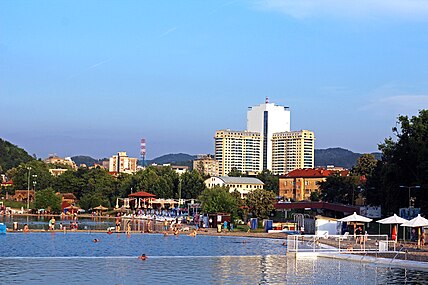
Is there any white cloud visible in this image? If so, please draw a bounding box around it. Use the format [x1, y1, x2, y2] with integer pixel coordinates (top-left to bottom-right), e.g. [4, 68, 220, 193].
[362, 95, 428, 116]
[158, 27, 179, 38]
[255, 0, 428, 20]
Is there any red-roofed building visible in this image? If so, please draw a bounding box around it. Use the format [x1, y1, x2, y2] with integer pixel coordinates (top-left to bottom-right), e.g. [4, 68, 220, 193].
[279, 168, 349, 201]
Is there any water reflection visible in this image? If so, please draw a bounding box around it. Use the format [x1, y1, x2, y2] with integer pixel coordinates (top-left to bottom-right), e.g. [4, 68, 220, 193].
[1, 255, 427, 285]
[0, 233, 427, 284]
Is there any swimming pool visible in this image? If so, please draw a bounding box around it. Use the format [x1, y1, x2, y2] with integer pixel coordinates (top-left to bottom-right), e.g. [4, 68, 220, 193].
[0, 233, 427, 284]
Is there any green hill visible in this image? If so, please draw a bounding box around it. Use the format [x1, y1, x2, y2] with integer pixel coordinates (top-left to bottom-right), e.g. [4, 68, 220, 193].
[0, 138, 34, 172]
[144, 153, 196, 168]
[71, 156, 107, 167]
[315, 148, 381, 169]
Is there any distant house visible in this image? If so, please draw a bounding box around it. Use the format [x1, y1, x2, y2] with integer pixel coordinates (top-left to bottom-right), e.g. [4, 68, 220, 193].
[151, 163, 189, 175]
[204, 176, 264, 198]
[44, 155, 77, 170]
[56, 192, 77, 204]
[56, 192, 77, 211]
[279, 168, 349, 201]
[193, 155, 219, 177]
[109, 152, 138, 174]
[49, 169, 68, 176]
[12, 190, 35, 203]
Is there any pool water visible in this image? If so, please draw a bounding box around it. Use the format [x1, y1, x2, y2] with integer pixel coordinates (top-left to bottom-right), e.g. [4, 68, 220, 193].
[1, 233, 427, 284]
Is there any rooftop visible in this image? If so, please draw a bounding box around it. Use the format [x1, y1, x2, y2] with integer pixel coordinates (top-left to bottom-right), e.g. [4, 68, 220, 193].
[218, 176, 264, 185]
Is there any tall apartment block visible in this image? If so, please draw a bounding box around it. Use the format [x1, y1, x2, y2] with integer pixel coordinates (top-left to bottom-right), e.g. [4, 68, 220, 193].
[271, 130, 315, 175]
[215, 130, 262, 176]
[109, 152, 138, 174]
[193, 155, 220, 177]
[247, 97, 290, 170]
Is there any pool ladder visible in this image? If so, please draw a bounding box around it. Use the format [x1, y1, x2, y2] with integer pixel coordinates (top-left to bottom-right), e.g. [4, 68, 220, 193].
[389, 244, 407, 266]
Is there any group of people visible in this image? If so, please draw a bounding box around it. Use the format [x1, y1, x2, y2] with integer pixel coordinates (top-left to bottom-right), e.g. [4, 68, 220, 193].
[411, 228, 426, 246]
[0, 205, 11, 215]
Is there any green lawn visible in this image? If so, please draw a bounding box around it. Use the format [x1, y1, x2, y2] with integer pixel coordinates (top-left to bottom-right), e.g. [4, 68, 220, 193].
[2, 200, 33, 209]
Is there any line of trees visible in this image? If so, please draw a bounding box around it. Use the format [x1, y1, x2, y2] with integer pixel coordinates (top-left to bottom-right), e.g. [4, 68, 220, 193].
[5, 163, 207, 211]
[5, 160, 278, 220]
[318, 109, 428, 216]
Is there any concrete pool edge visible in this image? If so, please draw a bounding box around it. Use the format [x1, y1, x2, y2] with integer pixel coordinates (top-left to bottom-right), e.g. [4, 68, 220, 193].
[291, 252, 428, 271]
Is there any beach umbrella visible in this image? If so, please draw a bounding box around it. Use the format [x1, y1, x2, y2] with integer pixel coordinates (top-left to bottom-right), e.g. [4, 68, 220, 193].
[338, 212, 372, 235]
[400, 214, 428, 247]
[338, 212, 372, 223]
[400, 214, 428, 228]
[377, 214, 408, 225]
[377, 214, 408, 242]
[391, 225, 397, 241]
[93, 205, 108, 211]
[64, 205, 81, 215]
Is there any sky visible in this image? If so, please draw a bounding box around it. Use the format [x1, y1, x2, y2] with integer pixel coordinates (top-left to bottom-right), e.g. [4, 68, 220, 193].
[1, 0, 428, 159]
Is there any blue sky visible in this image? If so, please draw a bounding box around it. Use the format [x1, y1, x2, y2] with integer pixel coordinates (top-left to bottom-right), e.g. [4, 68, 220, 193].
[1, 0, 428, 159]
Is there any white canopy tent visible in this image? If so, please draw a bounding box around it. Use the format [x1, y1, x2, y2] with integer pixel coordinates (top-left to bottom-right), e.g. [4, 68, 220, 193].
[377, 214, 408, 242]
[338, 212, 373, 236]
[400, 214, 428, 228]
[338, 212, 373, 223]
[400, 214, 428, 247]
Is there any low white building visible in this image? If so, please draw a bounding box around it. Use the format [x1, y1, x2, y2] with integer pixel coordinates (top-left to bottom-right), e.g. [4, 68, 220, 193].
[204, 176, 264, 198]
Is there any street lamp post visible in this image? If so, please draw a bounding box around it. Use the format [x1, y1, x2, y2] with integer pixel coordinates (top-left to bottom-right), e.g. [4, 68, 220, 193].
[400, 185, 421, 208]
[178, 177, 182, 207]
[26, 167, 31, 211]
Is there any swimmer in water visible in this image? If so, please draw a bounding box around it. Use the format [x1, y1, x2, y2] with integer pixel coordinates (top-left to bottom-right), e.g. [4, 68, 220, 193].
[139, 254, 147, 260]
[93, 239, 100, 243]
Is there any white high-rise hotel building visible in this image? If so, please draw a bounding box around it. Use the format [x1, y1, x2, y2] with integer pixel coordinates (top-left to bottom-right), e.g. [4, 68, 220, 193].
[215, 98, 314, 175]
[247, 97, 291, 170]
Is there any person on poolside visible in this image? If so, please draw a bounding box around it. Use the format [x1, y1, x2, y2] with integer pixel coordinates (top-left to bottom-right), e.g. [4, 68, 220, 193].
[139, 253, 147, 260]
[355, 226, 362, 244]
[115, 214, 121, 232]
[188, 229, 197, 237]
[126, 221, 131, 235]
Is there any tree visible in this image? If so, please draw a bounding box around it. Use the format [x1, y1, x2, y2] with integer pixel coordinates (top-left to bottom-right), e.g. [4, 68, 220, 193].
[318, 173, 359, 205]
[199, 186, 238, 215]
[7, 160, 53, 191]
[51, 169, 85, 196]
[245, 189, 276, 219]
[310, 191, 320, 202]
[34, 187, 61, 212]
[368, 110, 428, 214]
[0, 138, 34, 173]
[79, 192, 110, 210]
[256, 170, 279, 194]
[228, 167, 243, 177]
[352, 153, 377, 178]
[180, 170, 206, 199]
[135, 166, 179, 198]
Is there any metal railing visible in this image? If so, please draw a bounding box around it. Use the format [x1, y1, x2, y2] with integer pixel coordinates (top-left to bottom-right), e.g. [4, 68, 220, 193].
[286, 234, 394, 254]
